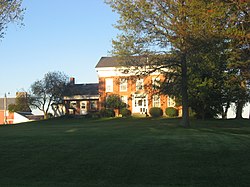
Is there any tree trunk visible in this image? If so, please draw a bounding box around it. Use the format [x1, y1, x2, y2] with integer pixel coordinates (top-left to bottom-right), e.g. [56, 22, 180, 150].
[202, 106, 205, 121]
[235, 100, 244, 119]
[222, 102, 230, 119]
[43, 111, 48, 119]
[221, 109, 226, 119]
[225, 102, 230, 119]
[180, 53, 190, 127]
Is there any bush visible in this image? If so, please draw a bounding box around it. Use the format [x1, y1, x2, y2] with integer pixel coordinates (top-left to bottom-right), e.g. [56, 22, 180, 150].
[165, 107, 178, 117]
[120, 108, 131, 117]
[149, 107, 163, 118]
[99, 108, 115, 118]
[105, 94, 126, 109]
[85, 111, 101, 118]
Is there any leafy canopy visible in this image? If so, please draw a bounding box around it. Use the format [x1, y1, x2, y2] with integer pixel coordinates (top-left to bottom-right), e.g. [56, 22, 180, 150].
[28, 71, 69, 119]
[0, 0, 24, 39]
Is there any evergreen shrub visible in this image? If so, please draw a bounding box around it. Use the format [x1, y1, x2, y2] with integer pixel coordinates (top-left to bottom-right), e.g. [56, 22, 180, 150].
[165, 107, 178, 117]
[149, 107, 163, 117]
[99, 108, 115, 117]
[120, 108, 131, 117]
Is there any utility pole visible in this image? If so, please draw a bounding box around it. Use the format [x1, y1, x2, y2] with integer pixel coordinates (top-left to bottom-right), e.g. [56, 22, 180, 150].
[4, 93, 7, 124]
[3, 92, 10, 124]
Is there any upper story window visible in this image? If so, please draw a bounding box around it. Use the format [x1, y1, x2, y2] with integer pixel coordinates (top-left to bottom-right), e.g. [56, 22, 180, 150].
[136, 79, 144, 91]
[152, 77, 160, 90]
[120, 78, 127, 92]
[152, 95, 161, 107]
[105, 78, 113, 92]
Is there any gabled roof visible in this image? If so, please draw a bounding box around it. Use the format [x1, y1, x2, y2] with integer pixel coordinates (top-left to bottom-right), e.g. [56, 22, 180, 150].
[64, 83, 99, 96]
[0, 98, 16, 110]
[95, 57, 122, 68]
[95, 56, 148, 68]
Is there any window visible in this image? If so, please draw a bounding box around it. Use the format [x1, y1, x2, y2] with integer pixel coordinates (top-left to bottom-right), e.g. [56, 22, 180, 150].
[80, 102, 86, 109]
[168, 96, 175, 107]
[152, 95, 161, 107]
[152, 77, 160, 90]
[70, 101, 77, 109]
[90, 101, 97, 110]
[138, 100, 143, 106]
[120, 78, 127, 92]
[121, 96, 128, 106]
[136, 79, 144, 91]
[105, 78, 113, 92]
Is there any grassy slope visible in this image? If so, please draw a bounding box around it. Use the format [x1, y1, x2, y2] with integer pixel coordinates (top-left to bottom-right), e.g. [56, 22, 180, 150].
[0, 118, 249, 187]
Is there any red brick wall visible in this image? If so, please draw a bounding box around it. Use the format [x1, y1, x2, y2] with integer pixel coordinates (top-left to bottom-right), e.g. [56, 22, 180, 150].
[0, 110, 14, 124]
[98, 75, 172, 114]
[0, 111, 4, 124]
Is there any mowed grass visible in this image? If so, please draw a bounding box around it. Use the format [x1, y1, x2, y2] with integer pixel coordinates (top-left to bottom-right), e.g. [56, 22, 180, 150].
[0, 117, 250, 187]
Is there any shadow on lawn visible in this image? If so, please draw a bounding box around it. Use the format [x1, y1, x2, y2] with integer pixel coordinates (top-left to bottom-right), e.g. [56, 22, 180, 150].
[195, 127, 250, 138]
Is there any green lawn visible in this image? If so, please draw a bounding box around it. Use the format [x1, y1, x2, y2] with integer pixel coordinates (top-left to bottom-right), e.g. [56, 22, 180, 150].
[0, 117, 249, 187]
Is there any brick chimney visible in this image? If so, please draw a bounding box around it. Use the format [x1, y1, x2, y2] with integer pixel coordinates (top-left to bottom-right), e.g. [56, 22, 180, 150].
[70, 77, 75, 85]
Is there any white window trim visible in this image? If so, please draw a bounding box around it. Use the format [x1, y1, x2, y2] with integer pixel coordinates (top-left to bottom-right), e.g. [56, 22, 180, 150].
[121, 95, 128, 106]
[136, 79, 144, 91]
[152, 95, 161, 107]
[105, 78, 113, 92]
[120, 78, 127, 92]
[152, 77, 160, 90]
[70, 101, 77, 109]
[168, 96, 175, 107]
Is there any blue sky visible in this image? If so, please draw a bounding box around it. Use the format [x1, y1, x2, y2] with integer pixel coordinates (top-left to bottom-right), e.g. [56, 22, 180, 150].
[0, 0, 118, 97]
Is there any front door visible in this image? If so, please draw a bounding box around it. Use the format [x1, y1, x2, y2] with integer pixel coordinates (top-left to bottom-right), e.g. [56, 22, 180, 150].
[132, 94, 148, 114]
[80, 101, 87, 115]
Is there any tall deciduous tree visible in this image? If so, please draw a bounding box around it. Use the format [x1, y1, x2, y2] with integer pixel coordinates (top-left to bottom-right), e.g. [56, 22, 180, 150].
[106, 0, 249, 123]
[0, 0, 24, 39]
[105, 0, 223, 126]
[28, 71, 69, 119]
[224, 0, 250, 119]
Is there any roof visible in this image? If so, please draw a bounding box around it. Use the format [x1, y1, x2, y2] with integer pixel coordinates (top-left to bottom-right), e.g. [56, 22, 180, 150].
[0, 98, 16, 110]
[95, 56, 148, 68]
[64, 83, 99, 96]
[95, 57, 121, 68]
[16, 112, 44, 121]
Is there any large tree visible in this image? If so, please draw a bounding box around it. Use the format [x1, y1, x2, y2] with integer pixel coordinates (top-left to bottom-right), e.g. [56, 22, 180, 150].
[105, 0, 224, 126]
[0, 0, 24, 39]
[225, 0, 250, 119]
[28, 71, 69, 119]
[106, 0, 249, 124]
